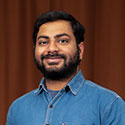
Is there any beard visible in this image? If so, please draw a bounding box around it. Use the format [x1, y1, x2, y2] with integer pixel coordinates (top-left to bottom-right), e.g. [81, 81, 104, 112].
[34, 48, 81, 81]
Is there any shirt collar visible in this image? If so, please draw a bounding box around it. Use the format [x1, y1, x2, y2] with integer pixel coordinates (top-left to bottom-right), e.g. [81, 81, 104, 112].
[34, 78, 47, 94]
[34, 70, 85, 95]
[66, 70, 85, 95]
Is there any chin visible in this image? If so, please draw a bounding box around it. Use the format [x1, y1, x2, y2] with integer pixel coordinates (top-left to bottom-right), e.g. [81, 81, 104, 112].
[44, 66, 64, 73]
[44, 62, 64, 70]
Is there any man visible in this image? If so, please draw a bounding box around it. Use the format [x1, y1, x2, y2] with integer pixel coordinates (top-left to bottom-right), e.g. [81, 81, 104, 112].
[7, 11, 125, 125]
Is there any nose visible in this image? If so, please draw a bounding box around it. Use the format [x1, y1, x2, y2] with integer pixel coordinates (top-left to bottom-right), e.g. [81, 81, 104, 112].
[47, 41, 59, 54]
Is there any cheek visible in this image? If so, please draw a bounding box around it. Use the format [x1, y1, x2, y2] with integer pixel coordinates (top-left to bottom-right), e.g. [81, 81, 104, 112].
[63, 48, 77, 62]
[35, 47, 43, 60]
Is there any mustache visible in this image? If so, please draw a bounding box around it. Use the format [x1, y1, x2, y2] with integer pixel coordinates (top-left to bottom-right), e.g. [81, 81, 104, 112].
[41, 53, 66, 60]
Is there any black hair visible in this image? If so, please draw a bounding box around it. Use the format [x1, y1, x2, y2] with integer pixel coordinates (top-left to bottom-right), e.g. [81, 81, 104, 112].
[33, 11, 85, 46]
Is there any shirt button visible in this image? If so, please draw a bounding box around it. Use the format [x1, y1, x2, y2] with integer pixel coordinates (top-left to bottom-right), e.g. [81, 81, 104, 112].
[50, 104, 53, 108]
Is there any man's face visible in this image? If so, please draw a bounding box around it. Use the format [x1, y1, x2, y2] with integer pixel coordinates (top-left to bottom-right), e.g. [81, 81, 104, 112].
[34, 20, 84, 80]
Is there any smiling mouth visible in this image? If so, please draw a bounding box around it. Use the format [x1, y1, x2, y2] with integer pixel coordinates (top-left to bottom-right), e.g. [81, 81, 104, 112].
[41, 53, 66, 65]
[45, 57, 63, 65]
[42, 53, 65, 60]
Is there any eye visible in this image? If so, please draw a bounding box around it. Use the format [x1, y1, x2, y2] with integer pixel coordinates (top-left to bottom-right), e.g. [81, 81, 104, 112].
[38, 41, 48, 45]
[58, 39, 69, 44]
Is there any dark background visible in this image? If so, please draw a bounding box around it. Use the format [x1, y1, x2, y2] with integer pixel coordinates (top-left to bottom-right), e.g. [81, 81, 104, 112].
[0, 0, 125, 124]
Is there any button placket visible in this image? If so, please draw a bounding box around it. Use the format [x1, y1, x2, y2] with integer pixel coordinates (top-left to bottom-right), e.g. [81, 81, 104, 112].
[44, 90, 65, 125]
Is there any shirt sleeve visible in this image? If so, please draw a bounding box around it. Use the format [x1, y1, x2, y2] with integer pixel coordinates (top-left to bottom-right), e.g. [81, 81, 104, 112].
[102, 97, 125, 125]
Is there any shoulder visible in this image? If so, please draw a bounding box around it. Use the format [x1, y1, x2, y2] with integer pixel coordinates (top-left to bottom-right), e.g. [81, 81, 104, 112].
[9, 89, 39, 110]
[83, 80, 120, 99]
[82, 80, 125, 122]
[83, 80, 125, 118]
[81, 79, 125, 110]
[7, 89, 39, 123]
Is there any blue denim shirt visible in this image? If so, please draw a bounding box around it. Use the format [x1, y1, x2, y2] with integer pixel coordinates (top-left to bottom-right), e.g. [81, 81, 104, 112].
[7, 70, 125, 125]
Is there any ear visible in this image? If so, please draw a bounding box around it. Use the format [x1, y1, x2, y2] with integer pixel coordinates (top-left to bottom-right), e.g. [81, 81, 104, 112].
[78, 42, 84, 60]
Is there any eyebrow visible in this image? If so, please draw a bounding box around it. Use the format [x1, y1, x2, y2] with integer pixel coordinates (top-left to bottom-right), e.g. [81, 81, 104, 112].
[37, 33, 71, 40]
[54, 33, 71, 38]
[37, 35, 49, 40]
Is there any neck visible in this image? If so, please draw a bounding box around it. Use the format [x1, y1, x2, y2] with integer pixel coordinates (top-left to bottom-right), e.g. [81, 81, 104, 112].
[45, 67, 79, 91]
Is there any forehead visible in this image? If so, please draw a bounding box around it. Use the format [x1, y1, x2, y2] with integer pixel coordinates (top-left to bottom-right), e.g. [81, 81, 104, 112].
[37, 20, 74, 37]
